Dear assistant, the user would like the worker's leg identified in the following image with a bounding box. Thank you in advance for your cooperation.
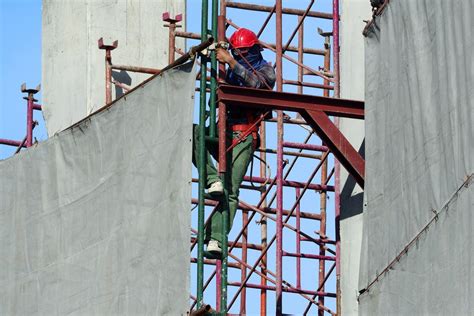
[206,132,255,244]
[192,124,221,187]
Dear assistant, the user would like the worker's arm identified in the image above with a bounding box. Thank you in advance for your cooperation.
[216,48,276,90]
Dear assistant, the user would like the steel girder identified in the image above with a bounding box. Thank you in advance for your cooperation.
[218,85,365,187]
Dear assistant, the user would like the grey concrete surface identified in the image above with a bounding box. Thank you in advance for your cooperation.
[339,1,371,315]
[42,0,186,136]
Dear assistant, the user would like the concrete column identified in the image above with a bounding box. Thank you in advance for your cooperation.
[339,1,371,315]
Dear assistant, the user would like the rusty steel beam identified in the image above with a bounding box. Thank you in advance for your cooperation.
[218,85,365,187]
[218,85,363,119]
[303,110,364,187]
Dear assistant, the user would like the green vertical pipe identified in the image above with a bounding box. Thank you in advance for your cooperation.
[209,0,218,138]
[197,0,209,309]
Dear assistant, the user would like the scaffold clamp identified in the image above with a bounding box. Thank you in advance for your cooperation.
[202,40,229,56]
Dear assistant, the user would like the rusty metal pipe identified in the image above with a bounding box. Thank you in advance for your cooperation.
[282,251,336,261]
[225,2,333,19]
[111,64,160,74]
[282,141,328,152]
[256,147,322,159]
[242,175,334,191]
[228,282,337,298]
[190,257,241,269]
[191,198,322,221]
[175,30,325,56]
[162,37,215,73]
[283,79,333,90]
[0,139,26,147]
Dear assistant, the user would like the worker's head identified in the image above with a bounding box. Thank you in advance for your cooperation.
[229,28,262,60]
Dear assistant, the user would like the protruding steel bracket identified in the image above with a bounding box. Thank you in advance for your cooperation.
[21,83,41,102]
[317,27,333,38]
[98,37,118,51]
[162,12,183,25]
[21,83,41,94]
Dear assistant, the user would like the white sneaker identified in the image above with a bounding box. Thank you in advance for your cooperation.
[208,181,223,195]
[207,240,222,253]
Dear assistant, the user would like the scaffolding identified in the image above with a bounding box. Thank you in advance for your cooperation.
[183,1,364,315]
[0,84,42,152]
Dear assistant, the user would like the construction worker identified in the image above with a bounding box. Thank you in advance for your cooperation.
[193,28,276,256]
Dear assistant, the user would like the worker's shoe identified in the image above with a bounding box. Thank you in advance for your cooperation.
[206,239,222,254]
[208,181,224,195]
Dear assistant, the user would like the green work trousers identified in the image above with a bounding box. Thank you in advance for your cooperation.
[192,124,255,245]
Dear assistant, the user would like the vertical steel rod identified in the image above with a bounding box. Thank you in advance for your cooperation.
[163,13,182,65]
[197,0,209,309]
[209,0,219,138]
[216,259,222,311]
[296,22,304,293]
[26,94,33,147]
[105,50,112,104]
[218,1,228,311]
[333,0,340,98]
[259,118,268,314]
[319,160,328,315]
[169,26,176,64]
[20,84,40,148]
[275,1,283,314]
[297,15,304,95]
[319,30,331,316]
[211,0,221,306]
[333,0,341,314]
[240,210,248,314]
[296,188,301,289]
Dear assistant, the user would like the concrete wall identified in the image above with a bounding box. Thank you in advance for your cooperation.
[339,0,371,315]
[42,0,186,136]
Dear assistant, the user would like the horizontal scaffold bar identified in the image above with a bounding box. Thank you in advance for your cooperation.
[225,2,333,20]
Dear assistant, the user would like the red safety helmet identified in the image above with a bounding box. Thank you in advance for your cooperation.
[229,28,260,49]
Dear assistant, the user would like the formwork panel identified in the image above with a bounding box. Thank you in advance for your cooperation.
[0,62,196,315]
[360,1,473,314]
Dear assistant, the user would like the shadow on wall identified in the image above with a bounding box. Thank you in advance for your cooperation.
[112,70,132,98]
[340,138,365,220]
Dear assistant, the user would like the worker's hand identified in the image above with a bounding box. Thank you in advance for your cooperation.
[216,48,237,68]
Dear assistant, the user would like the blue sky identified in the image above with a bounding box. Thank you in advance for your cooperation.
[0,0,337,314]
[0,0,44,158]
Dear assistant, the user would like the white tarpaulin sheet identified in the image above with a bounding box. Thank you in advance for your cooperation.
[360,1,473,315]
[0,61,196,315]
